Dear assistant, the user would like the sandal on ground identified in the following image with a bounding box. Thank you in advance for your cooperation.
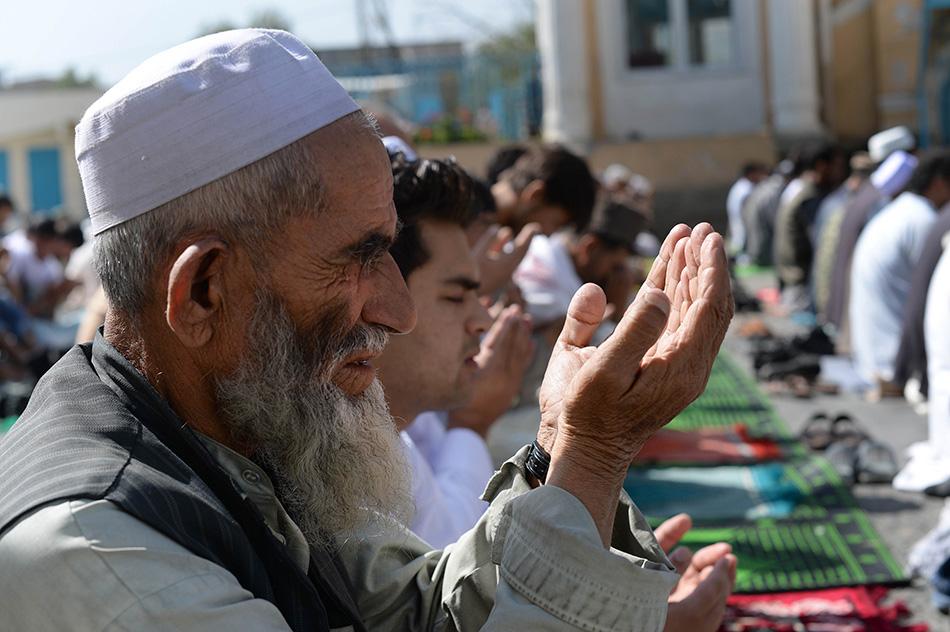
[830,414,867,445]
[854,439,899,484]
[800,413,834,450]
[826,440,858,484]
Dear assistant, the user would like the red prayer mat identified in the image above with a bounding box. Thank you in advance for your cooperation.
[636,425,782,466]
[722,586,928,632]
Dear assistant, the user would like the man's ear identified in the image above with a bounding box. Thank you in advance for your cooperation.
[165,238,231,348]
[575,233,599,263]
[520,179,546,207]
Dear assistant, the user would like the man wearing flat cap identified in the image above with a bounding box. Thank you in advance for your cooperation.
[0,30,734,631]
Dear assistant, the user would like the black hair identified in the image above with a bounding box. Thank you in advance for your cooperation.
[390,154,476,279]
[798,142,844,171]
[60,222,85,249]
[485,145,528,185]
[503,144,597,231]
[907,149,950,195]
[0,195,12,209]
[27,217,58,238]
[469,177,496,217]
[741,161,768,178]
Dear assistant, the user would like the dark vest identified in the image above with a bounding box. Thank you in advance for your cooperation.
[0,335,366,632]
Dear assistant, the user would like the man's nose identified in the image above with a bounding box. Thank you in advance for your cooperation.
[362,253,416,334]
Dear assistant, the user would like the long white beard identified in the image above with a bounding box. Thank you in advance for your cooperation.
[214,292,413,549]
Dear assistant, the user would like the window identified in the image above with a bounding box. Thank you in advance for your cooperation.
[627,0,672,68]
[626,0,734,70]
[687,0,733,66]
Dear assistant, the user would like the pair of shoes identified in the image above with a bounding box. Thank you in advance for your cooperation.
[799,413,863,451]
[827,436,898,485]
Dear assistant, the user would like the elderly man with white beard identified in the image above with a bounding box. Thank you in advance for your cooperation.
[0,30,735,632]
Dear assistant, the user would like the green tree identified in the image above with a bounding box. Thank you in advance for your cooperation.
[196,9,292,37]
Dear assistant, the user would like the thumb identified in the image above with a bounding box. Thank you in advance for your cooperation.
[595,287,670,377]
[555,283,607,350]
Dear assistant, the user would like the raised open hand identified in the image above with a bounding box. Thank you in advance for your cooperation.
[448,304,534,437]
[473,223,541,297]
[538,223,733,545]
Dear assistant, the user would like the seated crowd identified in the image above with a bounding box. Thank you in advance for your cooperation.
[0,29,738,631]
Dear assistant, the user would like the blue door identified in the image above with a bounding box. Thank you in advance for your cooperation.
[28,147,62,214]
[0,151,8,194]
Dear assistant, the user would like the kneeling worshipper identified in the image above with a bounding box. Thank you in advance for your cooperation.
[0,29,737,631]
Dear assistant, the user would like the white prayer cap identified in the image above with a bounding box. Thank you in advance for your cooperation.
[602,164,633,189]
[382,136,418,161]
[76,29,360,236]
[871,150,918,198]
[868,126,916,163]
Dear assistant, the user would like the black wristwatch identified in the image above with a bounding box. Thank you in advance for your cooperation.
[525,440,551,484]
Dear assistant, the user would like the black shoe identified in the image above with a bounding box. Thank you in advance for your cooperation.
[925,478,950,498]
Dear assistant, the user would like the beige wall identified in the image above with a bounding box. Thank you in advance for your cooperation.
[828,0,879,140]
[420,133,775,191]
[872,0,921,130]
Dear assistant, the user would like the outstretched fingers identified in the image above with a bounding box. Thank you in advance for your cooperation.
[641,224,690,297]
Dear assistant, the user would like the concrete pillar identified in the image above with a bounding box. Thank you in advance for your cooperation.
[766,0,823,137]
[536,0,593,148]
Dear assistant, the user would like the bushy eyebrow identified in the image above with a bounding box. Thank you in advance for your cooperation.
[342,219,402,263]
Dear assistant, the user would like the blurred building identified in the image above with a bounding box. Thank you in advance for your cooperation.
[316,41,541,141]
[529,0,936,231]
[0,84,99,219]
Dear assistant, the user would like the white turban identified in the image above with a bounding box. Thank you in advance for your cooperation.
[76,29,360,235]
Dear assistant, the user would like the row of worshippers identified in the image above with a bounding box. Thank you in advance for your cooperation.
[378,139,664,548]
[0,201,96,388]
[726,128,927,381]
[0,28,738,631]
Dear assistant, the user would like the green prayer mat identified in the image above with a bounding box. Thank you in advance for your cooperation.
[677,511,907,593]
[639,351,908,593]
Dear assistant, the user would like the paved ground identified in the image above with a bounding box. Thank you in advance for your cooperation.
[728,270,948,629]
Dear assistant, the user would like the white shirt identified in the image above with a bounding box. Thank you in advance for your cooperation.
[403,412,493,548]
[927,246,950,457]
[513,234,583,326]
[780,177,807,207]
[850,192,937,382]
[726,177,753,252]
[894,245,950,491]
[2,230,63,303]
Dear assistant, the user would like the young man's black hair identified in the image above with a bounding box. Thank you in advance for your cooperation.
[389,154,476,279]
[485,145,528,186]
[502,144,597,231]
